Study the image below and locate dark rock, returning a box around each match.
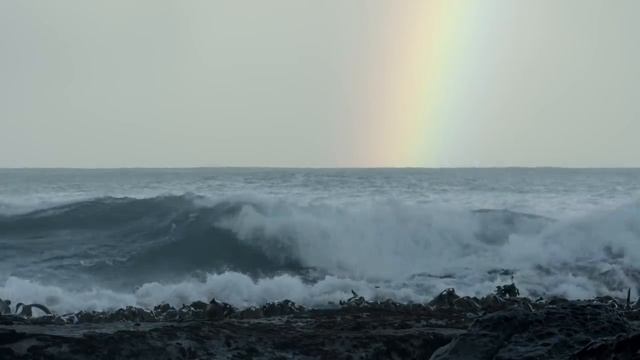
[431,303,633,360]
[109,306,155,322]
[262,300,305,317]
[593,296,625,309]
[153,303,172,314]
[0,329,26,345]
[495,283,520,298]
[574,332,640,359]
[479,294,507,313]
[0,307,458,359]
[339,290,366,308]
[3,295,640,359]
[429,288,460,308]
[234,306,264,319]
[452,297,482,313]
[189,301,208,312]
[205,298,235,320]
[546,296,572,306]
[163,308,178,321]
[0,299,11,315]
[15,303,52,318]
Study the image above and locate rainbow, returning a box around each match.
[353,2,484,167]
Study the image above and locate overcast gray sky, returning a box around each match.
[1,0,639,168]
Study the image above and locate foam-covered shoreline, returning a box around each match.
[3,194,640,314]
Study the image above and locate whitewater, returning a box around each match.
[1,168,640,314]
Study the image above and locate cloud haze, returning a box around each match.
[1,0,638,167]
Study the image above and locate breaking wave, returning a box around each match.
[1,194,640,312]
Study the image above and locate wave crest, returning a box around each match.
[2,194,640,310]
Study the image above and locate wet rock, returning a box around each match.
[153,303,172,314]
[27,315,58,325]
[479,294,506,312]
[372,299,413,312]
[574,332,640,359]
[75,310,105,323]
[3,295,640,359]
[188,301,208,312]
[623,309,640,321]
[429,288,460,308]
[262,299,305,317]
[177,303,206,321]
[162,308,178,321]
[339,290,366,308]
[234,306,264,319]
[495,283,520,298]
[153,304,178,321]
[546,296,572,306]
[205,298,235,320]
[53,316,68,325]
[431,303,633,360]
[593,296,625,309]
[0,329,27,350]
[0,317,15,326]
[0,299,11,315]
[478,294,538,315]
[15,303,52,318]
[0,308,458,360]
[452,297,482,313]
[109,306,155,322]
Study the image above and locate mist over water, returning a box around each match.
[1,168,639,313]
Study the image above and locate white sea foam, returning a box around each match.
[0,273,428,314]
[2,200,639,314]
[215,198,640,299]
[1,169,640,313]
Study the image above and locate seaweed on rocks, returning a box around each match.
[2,290,640,359]
[429,288,460,308]
[261,299,305,317]
[205,298,236,320]
[495,282,520,298]
[339,290,366,307]
[233,306,264,319]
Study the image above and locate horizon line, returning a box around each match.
[2,166,640,170]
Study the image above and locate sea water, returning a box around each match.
[1,168,639,313]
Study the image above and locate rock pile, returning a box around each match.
[431,303,634,359]
[2,284,640,359]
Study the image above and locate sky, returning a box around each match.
[1,0,639,168]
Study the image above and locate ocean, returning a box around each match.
[1,168,639,314]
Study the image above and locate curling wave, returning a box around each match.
[1,194,640,312]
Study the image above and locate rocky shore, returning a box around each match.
[1,286,640,359]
